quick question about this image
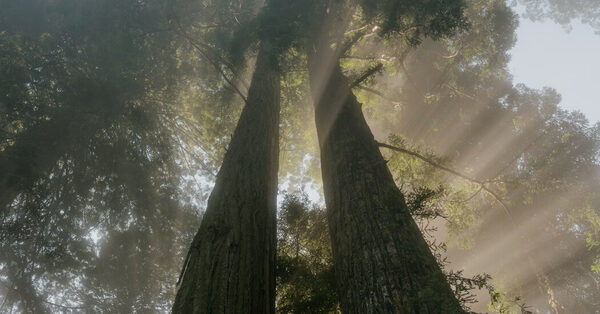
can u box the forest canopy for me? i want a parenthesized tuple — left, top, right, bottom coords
(1, 0, 599, 312)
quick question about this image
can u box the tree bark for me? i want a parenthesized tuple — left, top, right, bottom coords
(172, 41, 280, 313)
(306, 39, 464, 313)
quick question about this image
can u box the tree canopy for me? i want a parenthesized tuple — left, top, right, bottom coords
(1, 0, 599, 312)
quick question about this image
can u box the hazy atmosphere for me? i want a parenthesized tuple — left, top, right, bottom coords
(1, 0, 599, 313)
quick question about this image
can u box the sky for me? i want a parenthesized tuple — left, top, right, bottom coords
(509, 15, 600, 124)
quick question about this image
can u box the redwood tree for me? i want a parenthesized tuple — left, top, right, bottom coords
(304, 1, 467, 311)
(172, 41, 280, 313)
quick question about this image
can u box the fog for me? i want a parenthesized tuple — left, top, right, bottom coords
(1, 0, 599, 312)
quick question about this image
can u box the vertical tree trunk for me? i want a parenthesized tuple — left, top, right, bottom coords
(306, 39, 464, 313)
(172, 41, 280, 313)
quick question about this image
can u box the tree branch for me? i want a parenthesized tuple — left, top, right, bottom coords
(41, 299, 89, 310)
(377, 141, 514, 220)
(350, 63, 383, 88)
(355, 86, 402, 105)
(172, 20, 248, 103)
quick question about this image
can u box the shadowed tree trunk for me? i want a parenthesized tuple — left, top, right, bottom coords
(172, 41, 280, 313)
(306, 24, 464, 312)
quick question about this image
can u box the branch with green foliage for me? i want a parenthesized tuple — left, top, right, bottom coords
(377, 140, 514, 220)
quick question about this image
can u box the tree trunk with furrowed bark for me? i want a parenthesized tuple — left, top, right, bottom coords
(172, 41, 280, 313)
(306, 33, 464, 313)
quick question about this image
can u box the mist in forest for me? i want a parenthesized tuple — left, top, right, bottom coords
(1, 0, 599, 313)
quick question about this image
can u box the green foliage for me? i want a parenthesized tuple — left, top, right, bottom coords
(359, 0, 470, 45)
(257, 0, 312, 53)
(0, 0, 206, 311)
(517, 0, 600, 33)
(406, 185, 447, 219)
(2, 0, 599, 312)
(488, 290, 532, 314)
(276, 193, 338, 313)
(343, 0, 600, 311)
(275, 191, 517, 313)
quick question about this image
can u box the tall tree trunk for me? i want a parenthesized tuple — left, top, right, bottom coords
(306, 37, 464, 313)
(172, 41, 280, 313)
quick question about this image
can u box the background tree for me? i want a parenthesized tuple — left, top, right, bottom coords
(516, 0, 600, 32)
(276, 193, 338, 313)
(0, 0, 211, 311)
